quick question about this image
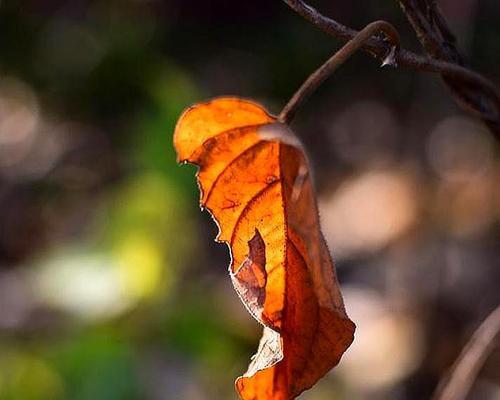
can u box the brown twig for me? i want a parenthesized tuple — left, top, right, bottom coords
(398, 0, 463, 63)
(432, 305, 500, 400)
(281, 0, 500, 139)
(397, 0, 500, 138)
(279, 21, 400, 124)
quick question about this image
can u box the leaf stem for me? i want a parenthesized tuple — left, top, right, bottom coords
(279, 21, 400, 124)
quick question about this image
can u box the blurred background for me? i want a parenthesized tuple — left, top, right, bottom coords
(0, 0, 499, 399)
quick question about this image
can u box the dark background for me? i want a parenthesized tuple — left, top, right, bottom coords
(0, 1, 499, 399)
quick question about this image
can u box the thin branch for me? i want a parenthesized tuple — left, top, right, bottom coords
(433, 305, 500, 400)
(279, 21, 400, 124)
(397, 0, 500, 138)
(281, 0, 500, 139)
(398, 0, 463, 63)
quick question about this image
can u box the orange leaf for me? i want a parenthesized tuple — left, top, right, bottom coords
(174, 97, 355, 400)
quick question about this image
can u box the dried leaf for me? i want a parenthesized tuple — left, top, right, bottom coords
(173, 97, 355, 400)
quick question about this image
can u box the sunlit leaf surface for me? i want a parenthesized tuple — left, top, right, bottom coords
(174, 97, 355, 400)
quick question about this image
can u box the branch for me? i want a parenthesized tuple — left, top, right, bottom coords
(433, 305, 500, 400)
(279, 21, 400, 124)
(281, 0, 500, 140)
(397, 0, 500, 138)
(398, 0, 463, 63)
